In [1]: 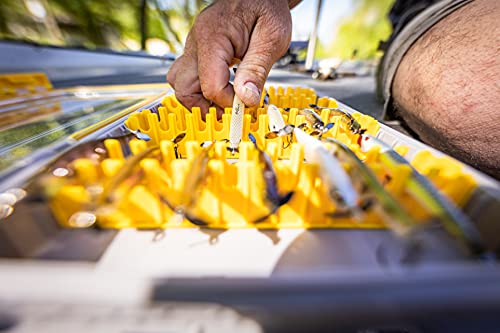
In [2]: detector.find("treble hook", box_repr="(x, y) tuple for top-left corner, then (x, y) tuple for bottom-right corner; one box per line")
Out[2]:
(172, 132), (187, 159)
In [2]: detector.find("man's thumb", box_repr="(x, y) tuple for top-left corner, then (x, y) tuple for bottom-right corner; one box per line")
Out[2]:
(233, 47), (275, 107)
(234, 10), (291, 107)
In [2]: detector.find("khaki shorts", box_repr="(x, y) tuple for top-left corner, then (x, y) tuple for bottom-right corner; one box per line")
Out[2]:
(378, 0), (473, 120)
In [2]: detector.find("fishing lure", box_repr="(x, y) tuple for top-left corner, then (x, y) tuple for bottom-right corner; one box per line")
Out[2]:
(228, 94), (245, 154)
(322, 137), (418, 236)
(100, 131), (187, 204)
(309, 104), (363, 134)
(293, 126), (359, 214)
(172, 132), (186, 159)
(359, 133), (487, 256)
(248, 133), (294, 218)
(159, 136), (293, 226)
(158, 140), (215, 226)
(265, 105), (358, 211)
(284, 107), (334, 137)
(126, 128), (152, 141)
(264, 104), (295, 148)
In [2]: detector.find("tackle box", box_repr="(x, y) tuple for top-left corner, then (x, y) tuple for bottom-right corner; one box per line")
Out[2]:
(0, 83), (499, 333)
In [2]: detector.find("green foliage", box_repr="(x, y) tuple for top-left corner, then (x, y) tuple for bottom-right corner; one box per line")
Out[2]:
(317, 0), (394, 59)
(1, 0), (392, 58)
(0, 0), (211, 53)
(147, 0), (211, 53)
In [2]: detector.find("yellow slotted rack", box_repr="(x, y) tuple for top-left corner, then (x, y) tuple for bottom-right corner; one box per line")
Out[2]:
(46, 86), (477, 230)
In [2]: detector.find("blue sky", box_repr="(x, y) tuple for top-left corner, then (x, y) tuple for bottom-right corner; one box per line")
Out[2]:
(291, 0), (356, 43)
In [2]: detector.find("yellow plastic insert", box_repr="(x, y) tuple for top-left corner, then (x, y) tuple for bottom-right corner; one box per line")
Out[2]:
(46, 86), (477, 229)
(125, 88), (380, 159)
(411, 150), (477, 206)
(0, 72), (52, 100)
(0, 72), (61, 129)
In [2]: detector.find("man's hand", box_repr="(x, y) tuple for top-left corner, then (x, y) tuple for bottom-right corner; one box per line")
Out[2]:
(167, 0), (295, 117)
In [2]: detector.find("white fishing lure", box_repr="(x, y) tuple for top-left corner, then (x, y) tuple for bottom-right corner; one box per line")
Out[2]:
(229, 94), (245, 152)
(293, 127), (359, 209)
(266, 103), (359, 209)
(267, 104), (286, 132)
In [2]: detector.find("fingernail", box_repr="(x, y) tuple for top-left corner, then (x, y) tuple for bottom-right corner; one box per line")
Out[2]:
(243, 82), (261, 104)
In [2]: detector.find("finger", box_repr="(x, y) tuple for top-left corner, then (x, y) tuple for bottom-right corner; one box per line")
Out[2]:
(197, 34), (235, 109)
(234, 19), (291, 107)
(166, 60), (178, 89)
(169, 54), (212, 115)
(168, 36), (196, 89)
(214, 104), (224, 120)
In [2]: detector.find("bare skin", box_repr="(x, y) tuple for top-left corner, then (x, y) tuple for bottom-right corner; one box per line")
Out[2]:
(167, 0), (300, 117)
(169, 0), (499, 177)
(393, 0), (500, 178)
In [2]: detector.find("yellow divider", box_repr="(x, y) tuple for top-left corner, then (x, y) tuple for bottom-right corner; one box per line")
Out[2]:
(50, 138), (387, 229)
(125, 91), (380, 160)
(411, 151), (477, 206)
(46, 85), (477, 230)
(0, 72), (52, 99)
(0, 72), (60, 129)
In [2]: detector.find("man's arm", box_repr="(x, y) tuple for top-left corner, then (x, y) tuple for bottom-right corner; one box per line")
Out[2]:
(167, 0), (301, 117)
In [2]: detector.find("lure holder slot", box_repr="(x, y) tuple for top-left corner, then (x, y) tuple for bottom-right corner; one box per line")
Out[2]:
(42, 86), (479, 235)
